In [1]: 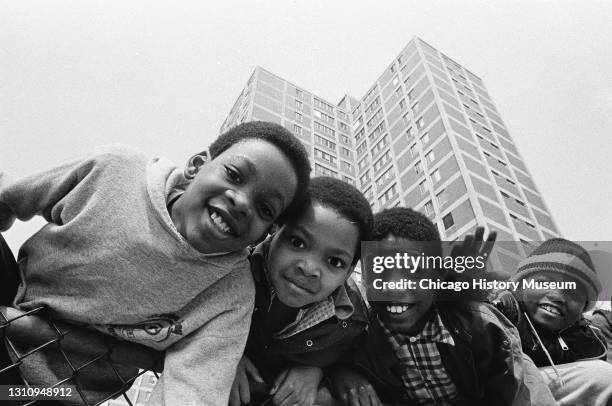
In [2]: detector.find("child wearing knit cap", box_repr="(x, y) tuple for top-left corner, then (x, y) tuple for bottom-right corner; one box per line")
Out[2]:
(494, 238), (612, 406)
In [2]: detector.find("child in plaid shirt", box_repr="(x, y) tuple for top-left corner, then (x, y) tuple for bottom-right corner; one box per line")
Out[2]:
(330, 208), (555, 406)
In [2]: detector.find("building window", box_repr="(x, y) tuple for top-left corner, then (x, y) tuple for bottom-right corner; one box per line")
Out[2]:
(314, 121), (336, 138)
(295, 112), (303, 123)
(424, 201), (434, 216)
(410, 144), (418, 157)
(392, 76), (399, 86)
(419, 180), (427, 194)
(343, 176), (354, 185)
(355, 128), (365, 142)
(376, 168), (395, 188)
(395, 87), (402, 98)
(425, 150), (435, 164)
(296, 89), (304, 99)
(432, 169), (441, 183)
(442, 213), (455, 229)
(358, 156), (369, 171)
(371, 135), (389, 156)
(314, 148), (337, 165)
(416, 117), (425, 129)
(437, 189), (447, 206)
(295, 99), (303, 110)
(420, 132), (430, 144)
(406, 127), (414, 139)
(412, 102), (420, 114)
(315, 134), (336, 150)
(390, 65), (396, 74)
(341, 147), (351, 158)
(379, 183), (398, 205)
(360, 170), (371, 187)
(399, 98), (406, 110)
(414, 161), (422, 175)
(342, 161), (353, 172)
(373, 151), (391, 172)
(356, 142), (367, 156)
(407, 89), (415, 101)
(315, 163), (338, 177)
(368, 122), (386, 141)
(293, 125), (302, 136)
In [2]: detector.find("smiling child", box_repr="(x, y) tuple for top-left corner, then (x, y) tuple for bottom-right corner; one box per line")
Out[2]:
(230, 176), (372, 406)
(331, 207), (555, 406)
(495, 238), (612, 405)
(0, 121), (310, 405)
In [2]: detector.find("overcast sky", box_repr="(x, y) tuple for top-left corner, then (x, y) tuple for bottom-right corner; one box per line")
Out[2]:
(2, 0), (611, 251)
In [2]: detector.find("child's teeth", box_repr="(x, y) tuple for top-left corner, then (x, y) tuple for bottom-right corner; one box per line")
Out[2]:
(210, 210), (232, 234)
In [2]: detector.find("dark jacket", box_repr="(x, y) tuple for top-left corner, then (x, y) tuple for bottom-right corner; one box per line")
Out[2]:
(588, 309), (612, 364)
(346, 301), (536, 406)
(494, 290), (607, 367)
(245, 242), (368, 385)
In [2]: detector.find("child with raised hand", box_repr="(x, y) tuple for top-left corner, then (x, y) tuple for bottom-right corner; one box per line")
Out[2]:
(0, 121), (311, 405)
(229, 176), (373, 406)
(494, 238), (612, 405)
(330, 207), (555, 406)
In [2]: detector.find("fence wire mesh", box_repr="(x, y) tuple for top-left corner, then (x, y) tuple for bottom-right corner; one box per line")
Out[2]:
(1, 306), (162, 405)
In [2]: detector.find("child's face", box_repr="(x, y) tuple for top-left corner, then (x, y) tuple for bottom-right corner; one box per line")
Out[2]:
(519, 271), (587, 332)
(370, 235), (436, 335)
(266, 203), (360, 308)
(171, 139), (297, 254)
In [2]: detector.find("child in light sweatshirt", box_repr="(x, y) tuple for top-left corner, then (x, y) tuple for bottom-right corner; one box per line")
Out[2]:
(0, 121), (310, 405)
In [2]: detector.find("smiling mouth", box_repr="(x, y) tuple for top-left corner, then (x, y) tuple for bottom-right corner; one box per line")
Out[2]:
(385, 303), (417, 314)
(539, 303), (563, 316)
(209, 207), (236, 236)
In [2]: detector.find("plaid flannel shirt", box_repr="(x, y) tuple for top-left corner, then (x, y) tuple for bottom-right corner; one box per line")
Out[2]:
(378, 308), (464, 405)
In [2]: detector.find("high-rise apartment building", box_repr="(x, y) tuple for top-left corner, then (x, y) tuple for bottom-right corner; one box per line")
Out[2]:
(220, 37), (560, 273)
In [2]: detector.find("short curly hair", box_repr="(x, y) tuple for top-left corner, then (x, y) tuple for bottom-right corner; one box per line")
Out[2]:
(209, 121), (311, 223)
(372, 207), (440, 242)
(302, 176), (373, 264)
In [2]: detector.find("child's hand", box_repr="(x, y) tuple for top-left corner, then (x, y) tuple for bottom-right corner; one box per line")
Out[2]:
(450, 226), (496, 260)
(230, 355), (264, 406)
(270, 365), (323, 406)
(331, 368), (382, 406)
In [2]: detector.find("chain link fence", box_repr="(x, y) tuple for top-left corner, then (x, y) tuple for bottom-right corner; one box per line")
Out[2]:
(1, 305), (163, 405)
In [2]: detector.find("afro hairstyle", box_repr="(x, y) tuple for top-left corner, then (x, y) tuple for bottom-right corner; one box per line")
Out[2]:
(372, 207), (441, 242)
(295, 176), (373, 264)
(208, 121), (311, 223)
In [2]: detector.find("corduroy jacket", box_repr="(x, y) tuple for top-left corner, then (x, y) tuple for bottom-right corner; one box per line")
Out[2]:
(343, 301), (548, 406)
(494, 290), (607, 367)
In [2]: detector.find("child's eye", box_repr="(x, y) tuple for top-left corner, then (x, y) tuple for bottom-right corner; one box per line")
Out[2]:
(289, 236), (305, 249)
(259, 203), (275, 221)
(328, 257), (346, 269)
(225, 166), (243, 184)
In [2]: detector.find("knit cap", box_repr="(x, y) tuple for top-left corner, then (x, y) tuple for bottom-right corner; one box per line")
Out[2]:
(512, 238), (601, 309)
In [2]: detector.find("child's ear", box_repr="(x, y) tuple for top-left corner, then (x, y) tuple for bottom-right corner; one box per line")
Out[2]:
(184, 151), (208, 180)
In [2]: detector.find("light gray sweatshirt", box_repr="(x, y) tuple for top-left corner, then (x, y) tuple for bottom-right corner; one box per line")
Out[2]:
(0, 145), (254, 405)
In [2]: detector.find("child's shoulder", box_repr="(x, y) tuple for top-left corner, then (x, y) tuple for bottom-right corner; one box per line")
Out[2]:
(88, 144), (148, 166)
